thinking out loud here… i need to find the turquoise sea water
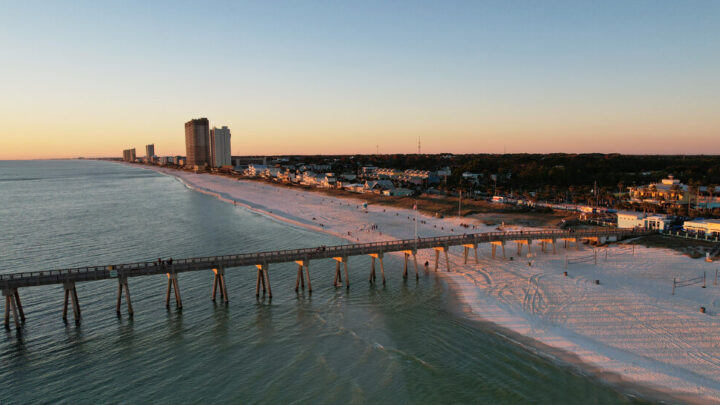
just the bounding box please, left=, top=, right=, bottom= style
left=0, top=160, right=645, bottom=403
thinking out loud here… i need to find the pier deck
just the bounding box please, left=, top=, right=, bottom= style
left=1, top=228, right=647, bottom=328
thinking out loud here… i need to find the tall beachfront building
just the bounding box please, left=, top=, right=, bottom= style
left=145, top=144, right=155, bottom=162
left=210, top=126, right=231, bottom=167
left=122, top=148, right=136, bottom=162
left=184, top=118, right=210, bottom=167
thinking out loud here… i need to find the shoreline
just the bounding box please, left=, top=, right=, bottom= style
left=133, top=163, right=720, bottom=404
left=442, top=274, right=711, bottom=405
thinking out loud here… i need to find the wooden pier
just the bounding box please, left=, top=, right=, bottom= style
left=1, top=228, right=645, bottom=329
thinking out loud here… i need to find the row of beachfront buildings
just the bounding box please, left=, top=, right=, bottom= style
left=122, top=118, right=232, bottom=169
left=239, top=164, right=454, bottom=197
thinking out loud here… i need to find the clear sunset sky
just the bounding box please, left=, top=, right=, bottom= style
left=1, top=1, right=719, bottom=159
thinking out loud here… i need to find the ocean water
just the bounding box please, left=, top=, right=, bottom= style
left=0, top=160, right=644, bottom=404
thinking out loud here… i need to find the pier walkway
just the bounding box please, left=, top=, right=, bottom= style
left=2, top=228, right=646, bottom=328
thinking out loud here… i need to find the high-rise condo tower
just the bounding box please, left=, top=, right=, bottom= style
left=210, top=126, right=232, bottom=167
left=185, top=118, right=210, bottom=167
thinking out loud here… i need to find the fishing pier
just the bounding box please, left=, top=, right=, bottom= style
left=1, top=228, right=644, bottom=329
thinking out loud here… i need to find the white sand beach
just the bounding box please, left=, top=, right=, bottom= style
left=149, top=166, right=720, bottom=402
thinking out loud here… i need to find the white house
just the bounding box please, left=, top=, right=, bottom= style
left=617, top=213, right=644, bottom=228
left=262, top=167, right=282, bottom=179
left=301, top=171, right=318, bottom=186
left=245, top=164, right=267, bottom=177
left=319, top=173, right=337, bottom=188
left=617, top=212, right=669, bottom=230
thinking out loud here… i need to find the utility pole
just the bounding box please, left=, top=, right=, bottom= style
left=594, top=180, right=598, bottom=206
left=376, top=144, right=379, bottom=155
left=459, top=190, right=462, bottom=217
left=418, top=137, right=421, bottom=154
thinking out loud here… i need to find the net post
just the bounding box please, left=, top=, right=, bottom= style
left=672, top=278, right=675, bottom=295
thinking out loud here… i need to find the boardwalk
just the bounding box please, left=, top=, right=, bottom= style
left=2, top=228, right=646, bottom=328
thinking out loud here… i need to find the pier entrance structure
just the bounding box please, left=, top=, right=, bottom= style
left=1, top=228, right=645, bottom=329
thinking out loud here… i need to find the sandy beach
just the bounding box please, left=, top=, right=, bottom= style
left=148, top=165, right=720, bottom=402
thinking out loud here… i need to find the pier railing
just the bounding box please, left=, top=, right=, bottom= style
left=0, top=228, right=644, bottom=289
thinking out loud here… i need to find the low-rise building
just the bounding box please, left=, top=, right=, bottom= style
left=628, top=175, right=685, bottom=203
left=382, top=188, right=414, bottom=197
left=341, top=183, right=364, bottom=193
left=262, top=167, right=282, bottom=179
left=627, top=175, right=719, bottom=208
left=364, top=180, right=395, bottom=194
left=399, top=170, right=439, bottom=186
left=277, top=169, right=296, bottom=183
left=461, top=172, right=482, bottom=184
left=683, top=219, right=720, bottom=236
left=360, top=166, right=378, bottom=178
left=244, top=164, right=267, bottom=177
left=376, top=168, right=402, bottom=180
left=617, top=212, right=669, bottom=230
left=319, top=173, right=336, bottom=188
left=301, top=171, right=325, bottom=186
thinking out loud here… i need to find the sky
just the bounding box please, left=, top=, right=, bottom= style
left=1, top=0, right=719, bottom=159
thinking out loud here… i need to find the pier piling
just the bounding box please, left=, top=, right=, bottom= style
left=295, top=262, right=305, bottom=291
left=368, top=253, right=385, bottom=285
left=491, top=241, right=505, bottom=259
left=413, top=252, right=419, bottom=279
left=403, top=253, right=409, bottom=279
left=463, top=244, right=479, bottom=264
left=116, top=276, right=134, bottom=316
left=256, top=264, right=267, bottom=296
left=344, top=258, right=350, bottom=289
left=264, top=265, right=272, bottom=298
left=165, top=273, right=182, bottom=309
left=293, top=261, right=310, bottom=293
left=402, top=250, right=419, bottom=280
left=212, top=267, right=229, bottom=303
left=433, top=246, right=450, bottom=271
left=62, top=282, right=81, bottom=323
left=3, top=288, right=23, bottom=329
left=333, top=257, right=347, bottom=287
